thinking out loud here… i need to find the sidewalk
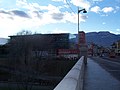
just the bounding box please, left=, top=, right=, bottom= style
left=84, top=58, right=120, bottom=90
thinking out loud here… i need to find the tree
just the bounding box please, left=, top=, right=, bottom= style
left=17, top=30, right=32, bottom=35
left=8, top=30, right=35, bottom=90
left=8, top=32, right=62, bottom=89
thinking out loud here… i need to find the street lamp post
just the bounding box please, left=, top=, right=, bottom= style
left=77, top=8, right=87, bottom=65
left=78, top=8, right=87, bottom=33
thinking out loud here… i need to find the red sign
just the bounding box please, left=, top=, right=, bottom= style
left=58, top=49, right=79, bottom=55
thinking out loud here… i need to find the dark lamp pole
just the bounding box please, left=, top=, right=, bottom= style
left=77, top=8, right=87, bottom=65
left=78, top=8, right=87, bottom=33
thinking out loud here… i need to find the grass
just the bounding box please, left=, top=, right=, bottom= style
left=0, top=57, right=77, bottom=90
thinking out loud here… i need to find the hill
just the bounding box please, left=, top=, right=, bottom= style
left=70, top=31, right=120, bottom=47
left=86, top=31, right=120, bottom=47
left=1, top=32, right=120, bottom=47
left=0, top=38, right=8, bottom=45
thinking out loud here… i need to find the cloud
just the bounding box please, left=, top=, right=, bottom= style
left=92, top=0, right=103, bottom=1
left=16, top=0, right=42, bottom=11
left=90, top=6, right=101, bottom=13
left=91, top=6, right=115, bottom=15
left=0, top=10, right=10, bottom=14
left=16, top=0, right=28, bottom=8
left=113, top=6, right=120, bottom=13
left=0, top=10, right=12, bottom=20
left=52, top=0, right=66, bottom=3
left=51, top=13, right=64, bottom=20
left=40, top=4, right=61, bottom=13
left=11, top=10, right=30, bottom=18
left=52, top=0, right=62, bottom=1
left=102, top=22, right=106, bottom=25
left=115, top=6, right=120, bottom=10
left=16, top=0, right=87, bottom=23
left=80, top=15, right=88, bottom=19
left=70, top=0, right=91, bottom=10
left=16, top=0, right=63, bottom=13
left=15, top=0, right=87, bottom=23
left=0, top=0, right=90, bottom=37
left=31, top=11, right=42, bottom=18
left=50, top=28, right=69, bottom=33
left=102, top=7, right=114, bottom=13
left=0, top=9, right=30, bottom=18
left=116, top=29, right=120, bottom=31
left=63, top=12, right=76, bottom=23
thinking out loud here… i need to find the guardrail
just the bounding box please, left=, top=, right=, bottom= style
left=54, top=56, right=85, bottom=90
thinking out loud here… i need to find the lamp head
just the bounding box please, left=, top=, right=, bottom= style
left=78, top=8, right=87, bottom=13
left=83, top=9, right=87, bottom=13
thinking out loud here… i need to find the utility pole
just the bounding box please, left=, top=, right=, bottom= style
left=78, top=7, right=79, bottom=33
left=78, top=8, right=87, bottom=33
left=77, top=8, right=87, bottom=65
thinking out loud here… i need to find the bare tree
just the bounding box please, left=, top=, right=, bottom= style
left=17, top=30, right=32, bottom=35
left=8, top=32, right=60, bottom=90
left=8, top=30, right=34, bottom=90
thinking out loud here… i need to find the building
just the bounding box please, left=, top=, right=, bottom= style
left=9, top=33, right=70, bottom=60
left=112, top=40, right=120, bottom=56
left=57, top=49, right=79, bottom=60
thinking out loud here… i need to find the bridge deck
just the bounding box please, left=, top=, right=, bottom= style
left=84, top=58, right=120, bottom=90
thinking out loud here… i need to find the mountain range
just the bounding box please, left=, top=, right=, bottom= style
left=0, top=38, right=8, bottom=45
left=71, top=31, right=120, bottom=47
left=0, top=31, right=120, bottom=47
left=86, top=31, right=120, bottom=47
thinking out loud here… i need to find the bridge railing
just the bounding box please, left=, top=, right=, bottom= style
left=54, top=56, right=85, bottom=90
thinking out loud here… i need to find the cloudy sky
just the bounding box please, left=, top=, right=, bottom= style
left=0, top=0, right=120, bottom=38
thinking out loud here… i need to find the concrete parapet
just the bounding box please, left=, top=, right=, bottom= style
left=54, top=56, right=85, bottom=90
left=79, top=45, right=88, bottom=65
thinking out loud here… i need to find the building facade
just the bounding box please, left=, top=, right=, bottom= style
left=9, top=33, right=70, bottom=59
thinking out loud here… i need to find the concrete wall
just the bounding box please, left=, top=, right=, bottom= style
left=54, top=56, right=85, bottom=90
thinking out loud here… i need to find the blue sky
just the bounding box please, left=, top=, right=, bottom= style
left=0, top=0, right=120, bottom=38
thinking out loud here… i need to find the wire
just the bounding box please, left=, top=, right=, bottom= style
left=65, top=0, right=76, bottom=14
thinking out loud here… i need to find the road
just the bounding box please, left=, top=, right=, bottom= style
left=90, top=56, right=120, bottom=81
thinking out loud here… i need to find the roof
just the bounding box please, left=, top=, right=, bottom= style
left=9, top=33, right=70, bottom=37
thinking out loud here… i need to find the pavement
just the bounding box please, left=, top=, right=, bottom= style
left=84, top=58, right=120, bottom=90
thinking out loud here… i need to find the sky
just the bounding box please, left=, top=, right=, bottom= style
left=0, top=0, right=120, bottom=38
